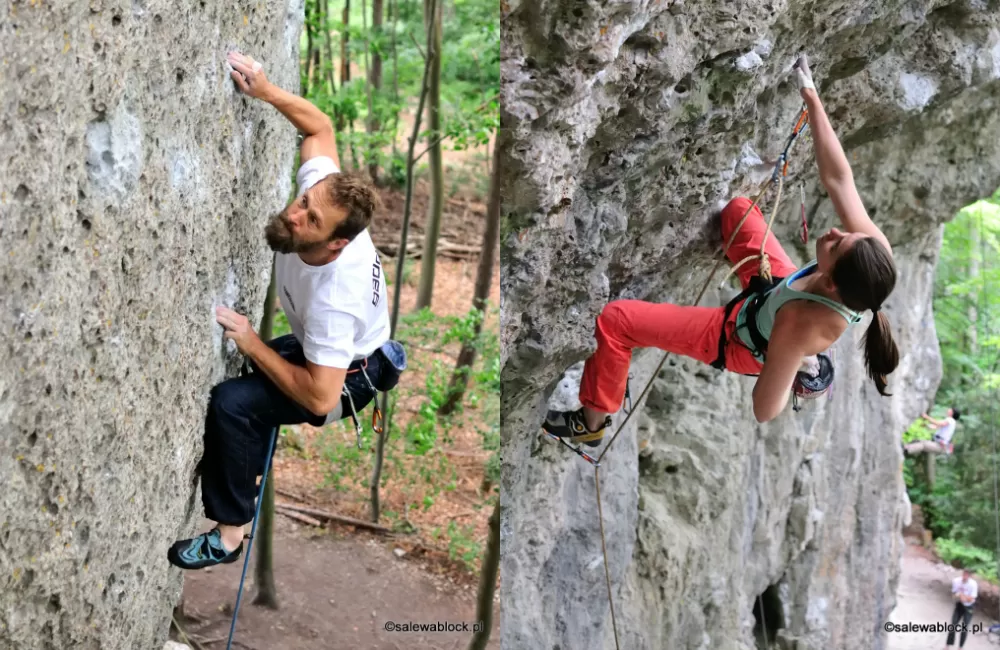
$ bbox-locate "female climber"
[544,55,900,446]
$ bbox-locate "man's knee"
[209,379,252,423]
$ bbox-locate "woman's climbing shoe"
[542,408,611,447]
[168,528,243,570]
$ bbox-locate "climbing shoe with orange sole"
[542,408,611,447]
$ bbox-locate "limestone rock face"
[0,2,303,647]
[500,1,1000,648]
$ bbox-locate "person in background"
[945,569,977,649]
[904,407,960,457]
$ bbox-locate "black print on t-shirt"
[283,285,297,313]
[372,256,382,307]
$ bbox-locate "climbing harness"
[560,106,810,650]
[343,340,407,447]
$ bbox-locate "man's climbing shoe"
[541,408,611,448]
[168,529,243,570]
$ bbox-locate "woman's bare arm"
[795,57,892,256]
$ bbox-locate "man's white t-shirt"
[273,156,390,369]
[952,576,977,605]
[936,417,958,445]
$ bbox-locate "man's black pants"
[199,334,383,525]
[946,601,974,647]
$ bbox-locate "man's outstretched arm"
[226,51,339,168]
[921,413,946,428]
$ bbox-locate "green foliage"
[906,187,1000,571]
[298,0,497,183]
[277,303,498,570]
[935,537,999,584]
[446,520,482,571]
[273,309,291,338]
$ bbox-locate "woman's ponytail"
[862,310,899,396]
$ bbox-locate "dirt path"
[888,542,996,649]
[177,517,499,650]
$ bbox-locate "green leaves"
[907,188,1000,561]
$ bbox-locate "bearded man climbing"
[544,54,899,447]
[168,51,403,570]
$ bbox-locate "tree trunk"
[389,0,400,164]
[305,0,316,96]
[439,145,499,416]
[313,0,326,95]
[252,472,278,608]
[341,0,351,86]
[323,0,337,95]
[367,0,384,182]
[361,0,377,182]
[252,259,279,609]
[389,0,435,339]
[414,0,443,310]
[376,0,436,516]
[369,391,388,522]
[467,499,500,650]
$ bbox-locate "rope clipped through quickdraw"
[717,110,810,289]
[586,107,809,650]
[799,182,808,244]
[544,431,601,465]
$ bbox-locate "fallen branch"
[444,196,486,212]
[171,615,207,650]
[191,636,227,646]
[376,238,480,253]
[376,241,482,260]
[442,449,489,459]
[198,639,256,650]
[275,507,323,527]
[275,487,308,502]
[275,502,393,534]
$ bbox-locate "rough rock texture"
[500,1,1000,649]
[0,1,302,647]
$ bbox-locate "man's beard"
[264,212,326,254]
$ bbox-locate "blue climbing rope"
[226,425,279,650]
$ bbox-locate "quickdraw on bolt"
[543,432,601,466]
[800,183,808,244]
